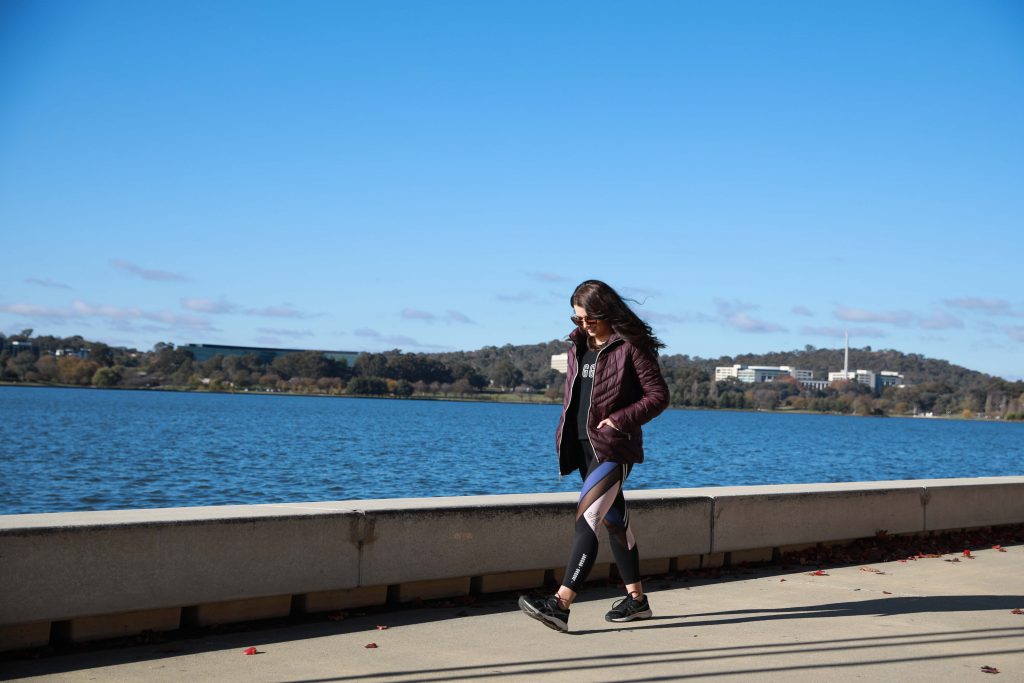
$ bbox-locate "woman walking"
[519,279,669,633]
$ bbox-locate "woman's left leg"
[602,467,641,591]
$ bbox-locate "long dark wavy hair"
[571,279,665,355]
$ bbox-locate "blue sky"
[2,1,1023,379]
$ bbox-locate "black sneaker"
[605,593,652,622]
[518,594,570,633]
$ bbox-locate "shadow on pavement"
[4,593,1022,681]
[274,627,1024,682]
[623,594,1024,630]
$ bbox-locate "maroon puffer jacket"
[555,327,670,475]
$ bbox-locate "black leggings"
[561,440,641,592]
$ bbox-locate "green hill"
[3,330,1022,418]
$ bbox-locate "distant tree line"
[2,330,1023,419]
[0,330,544,399]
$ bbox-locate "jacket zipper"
[584,338,624,462]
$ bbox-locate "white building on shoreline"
[550,353,568,374]
[715,364,812,383]
[715,334,906,392]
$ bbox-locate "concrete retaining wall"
[2,476,1022,650]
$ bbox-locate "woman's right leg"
[557,444,627,604]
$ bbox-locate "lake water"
[1,386,1021,515]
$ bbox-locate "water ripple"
[1,387,1022,514]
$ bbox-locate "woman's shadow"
[579,594,1024,634]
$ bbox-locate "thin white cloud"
[25,277,72,290]
[400,308,474,324]
[531,272,569,283]
[111,259,188,282]
[638,311,696,325]
[245,305,319,319]
[0,303,70,318]
[497,291,536,303]
[944,297,1014,315]
[445,310,474,324]
[1,299,216,332]
[181,298,240,314]
[713,299,785,333]
[1009,327,1024,343]
[352,327,444,350]
[834,305,914,326]
[791,305,814,317]
[401,308,436,321]
[725,311,786,333]
[256,327,314,339]
[919,311,964,330]
[714,299,758,316]
[71,301,142,319]
[110,320,217,335]
[801,325,887,339]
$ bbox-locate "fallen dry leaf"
[365,643,378,649]
[963,549,973,558]
[945,558,961,563]
[1011,608,1023,615]
[243,647,259,656]
[780,578,787,582]
[808,570,828,576]
[375,625,389,630]
[882,591,893,595]
[981,665,1000,674]
[859,567,884,574]
[993,545,1006,552]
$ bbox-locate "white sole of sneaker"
[605,607,653,622]
[518,596,569,633]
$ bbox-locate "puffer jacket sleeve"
[609,345,669,430]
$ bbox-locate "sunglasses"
[571,315,606,326]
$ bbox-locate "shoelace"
[613,595,644,611]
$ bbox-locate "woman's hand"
[597,418,620,432]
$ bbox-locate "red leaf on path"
[375,625,389,630]
[809,570,828,576]
[243,647,259,656]
[963,549,972,557]
[994,545,1006,552]
[365,643,378,649]
[981,665,1000,674]
[1011,608,1024,615]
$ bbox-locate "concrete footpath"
[3,545,1023,683]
